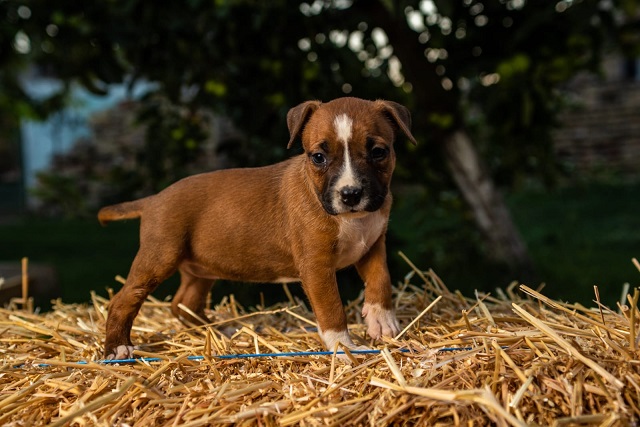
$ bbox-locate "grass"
[508,181,640,305]
[0,218,140,309]
[0,181,638,310]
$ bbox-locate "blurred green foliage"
[3,0,635,177]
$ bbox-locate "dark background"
[1,0,639,310]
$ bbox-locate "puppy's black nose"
[340,186,363,207]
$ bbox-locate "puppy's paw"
[105,345,139,360]
[319,328,356,350]
[362,302,400,340]
[318,328,372,362]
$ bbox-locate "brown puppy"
[99,97,417,359]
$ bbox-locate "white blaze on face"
[333,113,361,211]
[334,113,353,145]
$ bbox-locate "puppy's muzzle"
[339,186,363,207]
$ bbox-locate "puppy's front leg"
[300,268,360,351]
[356,234,400,340]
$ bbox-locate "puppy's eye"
[371,147,388,161]
[311,152,327,165]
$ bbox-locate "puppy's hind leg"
[104,247,178,360]
[171,268,214,326]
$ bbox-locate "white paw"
[362,302,400,339]
[318,328,355,350]
[106,345,139,360]
[318,328,368,361]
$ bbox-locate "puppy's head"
[287,97,417,216]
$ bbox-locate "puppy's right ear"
[287,100,321,148]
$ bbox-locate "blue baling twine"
[19,347,475,369]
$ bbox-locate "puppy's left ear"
[287,100,321,149]
[376,100,418,146]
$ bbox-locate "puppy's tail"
[98,197,151,226]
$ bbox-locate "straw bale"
[1,262,639,426]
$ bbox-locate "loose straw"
[3,255,639,425]
[21,257,28,303]
[512,303,624,390]
[395,295,442,339]
[19,347,480,369]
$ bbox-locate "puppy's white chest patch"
[336,211,386,269]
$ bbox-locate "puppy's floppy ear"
[287,100,321,149]
[376,100,418,146]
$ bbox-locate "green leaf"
[427,113,454,130]
[496,54,531,79]
[204,80,227,96]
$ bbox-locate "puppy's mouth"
[320,200,363,216]
[321,196,384,217]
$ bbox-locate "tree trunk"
[442,129,535,278]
